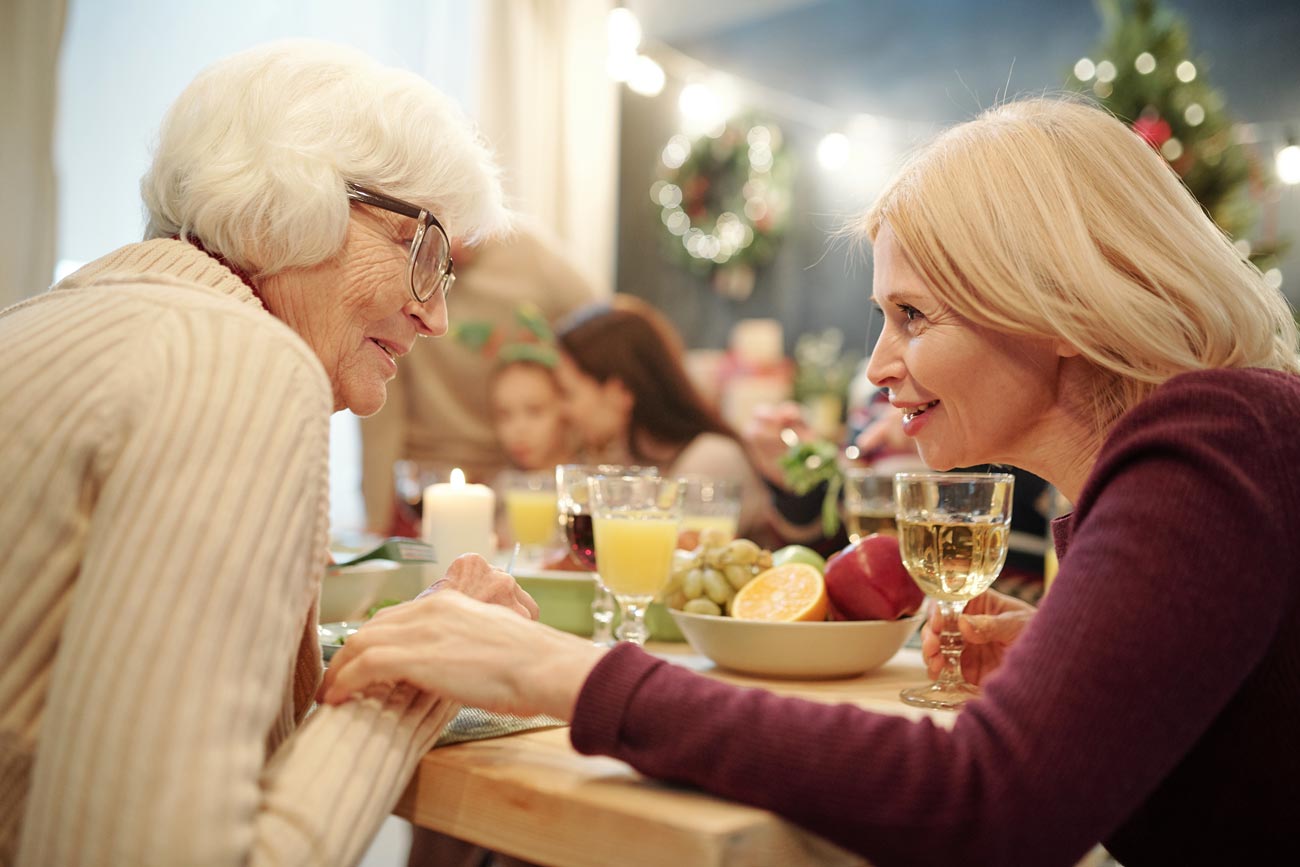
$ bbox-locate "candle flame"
[450,467,466,486]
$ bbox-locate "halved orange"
[730,563,828,622]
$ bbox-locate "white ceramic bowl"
[319,559,401,623]
[669,610,924,679]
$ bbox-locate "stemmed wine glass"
[587,474,684,646]
[555,464,657,646]
[678,476,741,540]
[894,472,1014,709]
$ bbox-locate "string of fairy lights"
[606,8,1298,289]
[1073,51,1300,185]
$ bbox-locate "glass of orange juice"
[588,475,684,645]
[678,476,741,542]
[502,470,558,561]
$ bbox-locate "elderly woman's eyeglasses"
[345,183,455,304]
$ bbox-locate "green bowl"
[515,570,684,642]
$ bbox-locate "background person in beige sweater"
[0,39,537,866]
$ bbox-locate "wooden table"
[393,644,950,867]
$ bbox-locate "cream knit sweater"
[0,240,457,866]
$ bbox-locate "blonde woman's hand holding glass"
[920,588,1035,684]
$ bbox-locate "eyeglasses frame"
[344,183,455,303]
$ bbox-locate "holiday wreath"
[650,116,793,299]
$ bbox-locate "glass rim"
[843,465,892,476]
[675,474,741,490]
[556,463,658,476]
[589,472,676,485]
[893,471,1017,484]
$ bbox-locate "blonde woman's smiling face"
[864,224,1069,472]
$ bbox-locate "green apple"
[770,544,827,573]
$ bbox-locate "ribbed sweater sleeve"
[571,369,1300,867]
[1,260,455,865]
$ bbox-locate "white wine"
[846,509,898,541]
[898,517,1009,602]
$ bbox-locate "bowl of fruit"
[667,533,925,679]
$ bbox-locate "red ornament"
[1133,114,1172,149]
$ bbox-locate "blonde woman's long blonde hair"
[863,96,1299,430]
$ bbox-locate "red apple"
[823,534,924,621]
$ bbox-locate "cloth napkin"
[435,706,567,747]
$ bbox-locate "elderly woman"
[322,97,1299,867]
[0,40,537,865]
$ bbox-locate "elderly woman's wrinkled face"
[260,206,447,416]
[865,224,1066,471]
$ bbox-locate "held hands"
[921,589,1036,685]
[318,590,606,719]
[418,553,540,620]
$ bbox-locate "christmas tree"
[1074,0,1284,268]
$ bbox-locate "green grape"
[722,562,755,590]
[683,597,722,616]
[683,568,706,599]
[724,538,762,565]
[702,569,733,605]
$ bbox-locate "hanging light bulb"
[1276,132,1300,185]
[679,82,731,137]
[817,133,850,170]
[606,8,642,82]
[627,55,665,96]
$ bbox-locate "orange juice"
[679,514,738,537]
[592,513,679,596]
[506,490,558,546]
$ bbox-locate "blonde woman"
[322,98,1300,867]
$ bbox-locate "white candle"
[422,468,496,568]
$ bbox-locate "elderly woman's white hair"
[864,96,1300,430]
[142,39,508,276]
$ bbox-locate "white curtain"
[475,0,618,295]
[0,0,66,307]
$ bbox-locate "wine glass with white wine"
[894,472,1014,709]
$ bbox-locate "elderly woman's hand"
[921,588,1036,685]
[319,590,605,718]
[415,553,539,620]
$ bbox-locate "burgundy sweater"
[570,368,1300,867]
